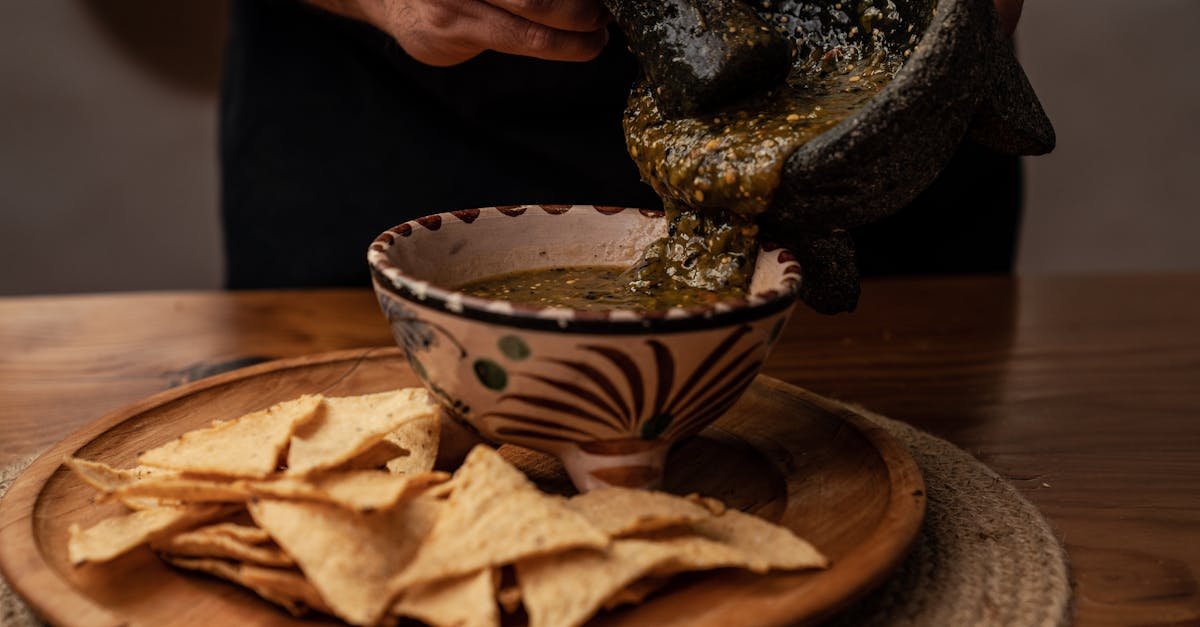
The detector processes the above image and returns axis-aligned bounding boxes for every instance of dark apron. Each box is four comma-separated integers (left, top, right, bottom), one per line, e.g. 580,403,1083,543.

220,0,1020,289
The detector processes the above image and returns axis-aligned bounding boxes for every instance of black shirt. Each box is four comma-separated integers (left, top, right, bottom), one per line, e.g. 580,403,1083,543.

220,0,1020,289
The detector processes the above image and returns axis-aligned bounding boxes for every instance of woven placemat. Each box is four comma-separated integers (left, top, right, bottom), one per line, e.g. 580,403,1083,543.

1,454,42,627
0,409,1072,627
826,407,1073,626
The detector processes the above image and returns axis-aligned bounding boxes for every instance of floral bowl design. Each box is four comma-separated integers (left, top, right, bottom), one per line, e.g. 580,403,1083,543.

368,205,801,491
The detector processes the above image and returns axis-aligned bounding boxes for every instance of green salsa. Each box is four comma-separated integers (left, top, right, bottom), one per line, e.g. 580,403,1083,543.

624,50,901,218
627,203,759,295
455,265,743,311
623,47,903,297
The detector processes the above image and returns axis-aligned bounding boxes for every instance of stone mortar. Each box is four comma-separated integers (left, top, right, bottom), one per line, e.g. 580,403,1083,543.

613,0,1055,313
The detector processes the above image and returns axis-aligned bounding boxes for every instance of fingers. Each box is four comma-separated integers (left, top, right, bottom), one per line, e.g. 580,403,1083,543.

475,1,609,61
386,0,610,65
481,0,609,32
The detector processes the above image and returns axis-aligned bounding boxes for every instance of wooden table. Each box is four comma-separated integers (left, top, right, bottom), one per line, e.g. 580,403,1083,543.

2,275,1197,626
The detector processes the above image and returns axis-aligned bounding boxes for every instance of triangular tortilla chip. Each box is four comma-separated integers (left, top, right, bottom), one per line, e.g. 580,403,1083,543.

239,563,333,616
164,556,329,616
518,519,818,627
516,539,683,627
287,389,436,475
384,413,441,475
116,477,252,502
68,504,232,565
566,487,713,536
69,457,251,503
192,522,271,545
118,496,175,510
71,458,447,512
139,395,323,477
246,470,449,512
685,493,726,515
393,569,499,627
153,527,294,568
249,496,442,626
389,446,608,592
66,458,178,491
66,457,140,492
602,575,671,610
686,507,829,571
338,438,408,471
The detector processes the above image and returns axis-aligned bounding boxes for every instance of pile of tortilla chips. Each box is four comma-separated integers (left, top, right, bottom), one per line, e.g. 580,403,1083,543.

65,389,828,626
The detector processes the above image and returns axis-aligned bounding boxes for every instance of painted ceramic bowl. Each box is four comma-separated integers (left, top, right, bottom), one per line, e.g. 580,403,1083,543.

368,205,800,491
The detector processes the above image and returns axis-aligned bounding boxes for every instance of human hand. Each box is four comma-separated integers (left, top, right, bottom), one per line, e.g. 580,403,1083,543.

316,0,611,66
995,0,1023,35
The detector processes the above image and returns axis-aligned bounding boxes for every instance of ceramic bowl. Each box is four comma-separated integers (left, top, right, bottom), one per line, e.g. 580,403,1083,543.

368,205,800,491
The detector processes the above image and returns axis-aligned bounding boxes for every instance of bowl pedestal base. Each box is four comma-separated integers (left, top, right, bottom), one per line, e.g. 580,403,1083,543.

441,410,671,492
557,440,670,492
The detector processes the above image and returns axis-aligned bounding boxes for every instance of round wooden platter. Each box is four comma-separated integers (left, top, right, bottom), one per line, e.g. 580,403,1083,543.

0,348,925,627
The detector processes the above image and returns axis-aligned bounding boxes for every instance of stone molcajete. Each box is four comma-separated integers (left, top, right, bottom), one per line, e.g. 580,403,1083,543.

609,0,1056,313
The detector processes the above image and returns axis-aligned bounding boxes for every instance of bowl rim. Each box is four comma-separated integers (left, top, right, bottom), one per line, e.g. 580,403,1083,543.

367,205,801,334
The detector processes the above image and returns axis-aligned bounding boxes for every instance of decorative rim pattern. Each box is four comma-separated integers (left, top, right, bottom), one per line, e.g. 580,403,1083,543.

367,205,802,334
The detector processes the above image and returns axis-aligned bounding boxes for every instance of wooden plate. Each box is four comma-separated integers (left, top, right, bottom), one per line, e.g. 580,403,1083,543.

0,348,925,627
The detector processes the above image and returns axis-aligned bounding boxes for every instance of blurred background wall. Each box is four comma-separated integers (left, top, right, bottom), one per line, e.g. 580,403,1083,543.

0,0,226,294
1,0,1198,295
1016,0,1200,274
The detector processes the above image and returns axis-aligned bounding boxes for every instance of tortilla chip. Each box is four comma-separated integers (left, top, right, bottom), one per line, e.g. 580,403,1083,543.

287,389,436,476
66,458,181,492
389,446,608,592
685,493,727,515
393,569,499,627
193,522,272,545
118,496,175,510
153,527,294,568
517,528,787,627
116,477,252,502
68,457,251,503
66,457,140,492
602,575,671,610
246,470,449,512
73,458,446,512
384,413,441,475
164,556,329,616
163,556,242,585
686,507,829,571
249,496,442,626
516,540,680,627
139,395,323,477
338,438,407,471
566,487,713,536
239,563,333,615
68,504,231,565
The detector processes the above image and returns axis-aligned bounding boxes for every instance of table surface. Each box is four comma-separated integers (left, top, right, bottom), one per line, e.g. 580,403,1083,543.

1,275,1197,626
